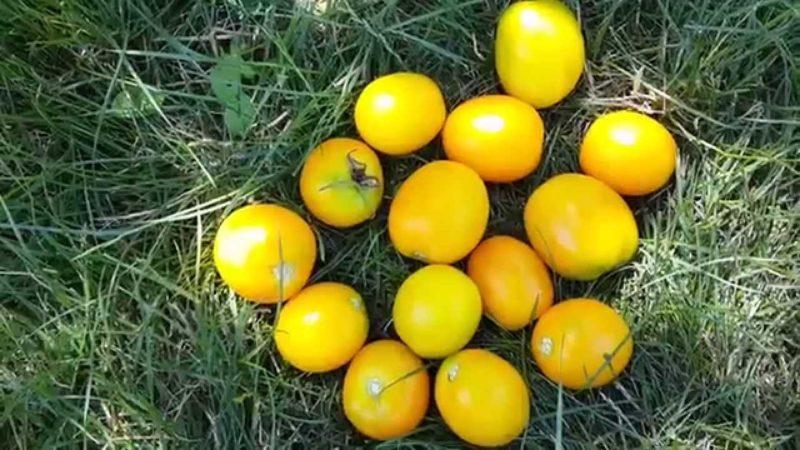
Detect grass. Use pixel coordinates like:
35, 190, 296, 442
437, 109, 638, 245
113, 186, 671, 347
1, 0, 798, 448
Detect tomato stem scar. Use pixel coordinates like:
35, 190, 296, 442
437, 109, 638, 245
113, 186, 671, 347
347, 150, 379, 188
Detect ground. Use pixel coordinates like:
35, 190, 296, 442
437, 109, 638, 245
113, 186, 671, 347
1, 0, 799, 448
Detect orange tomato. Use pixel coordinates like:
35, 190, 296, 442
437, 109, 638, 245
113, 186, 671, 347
213, 204, 316, 303
435, 349, 530, 447
392, 265, 482, 359
343, 340, 429, 440
388, 161, 489, 264
524, 173, 638, 280
275, 282, 368, 373
354, 72, 446, 155
467, 235, 553, 330
531, 298, 633, 389
443, 95, 544, 182
580, 110, 678, 196
300, 138, 384, 228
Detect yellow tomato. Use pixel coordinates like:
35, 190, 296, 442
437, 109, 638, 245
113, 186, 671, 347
275, 282, 368, 373
495, 0, 585, 108
354, 72, 446, 155
524, 173, 638, 280
392, 265, 482, 359
435, 349, 530, 447
467, 235, 553, 330
442, 95, 544, 182
389, 161, 488, 264
300, 138, 384, 227
343, 340, 429, 440
580, 111, 678, 196
531, 298, 633, 389
213, 204, 316, 303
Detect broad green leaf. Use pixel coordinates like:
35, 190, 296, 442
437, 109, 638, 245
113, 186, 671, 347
210, 63, 241, 105
111, 85, 164, 118
210, 53, 257, 137
210, 54, 255, 103
239, 60, 256, 79
223, 94, 256, 137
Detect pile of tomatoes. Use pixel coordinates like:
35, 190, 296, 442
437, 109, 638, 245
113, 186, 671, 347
213, 1, 678, 446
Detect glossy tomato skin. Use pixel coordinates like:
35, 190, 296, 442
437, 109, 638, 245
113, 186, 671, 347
531, 298, 633, 389
275, 282, 368, 373
355, 72, 446, 155
343, 340, 429, 440
443, 95, 544, 182
467, 235, 553, 330
435, 349, 530, 447
524, 174, 638, 280
392, 265, 482, 359
495, 0, 585, 108
389, 161, 489, 264
300, 138, 384, 227
580, 111, 678, 196
213, 204, 316, 303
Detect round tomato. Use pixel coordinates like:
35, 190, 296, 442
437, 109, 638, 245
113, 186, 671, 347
435, 349, 530, 447
343, 340, 429, 440
275, 282, 368, 373
443, 95, 544, 182
580, 110, 678, 196
467, 235, 553, 330
392, 265, 481, 359
354, 72, 446, 155
531, 298, 633, 389
213, 204, 316, 303
388, 161, 488, 264
300, 137, 384, 227
524, 173, 638, 280
495, 0, 585, 108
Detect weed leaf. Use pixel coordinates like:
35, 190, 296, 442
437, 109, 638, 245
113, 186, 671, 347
211, 53, 257, 137
224, 94, 256, 137
111, 85, 164, 118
